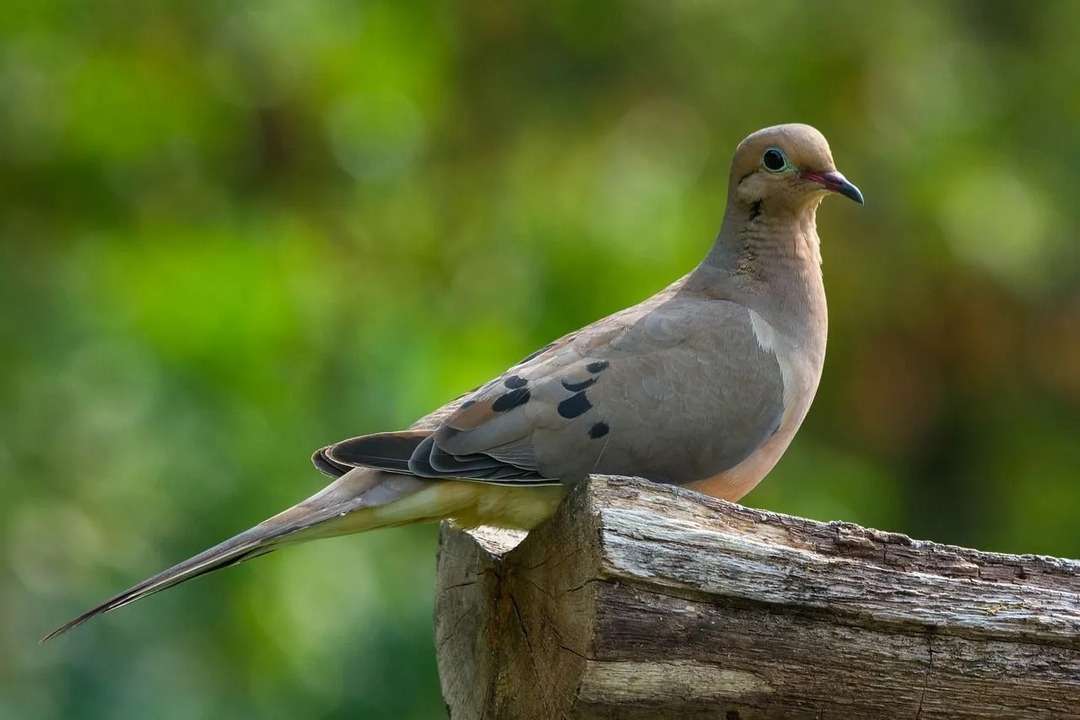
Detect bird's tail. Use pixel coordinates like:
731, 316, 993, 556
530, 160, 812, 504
42, 468, 566, 642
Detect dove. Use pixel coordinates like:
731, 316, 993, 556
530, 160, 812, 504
44, 123, 862, 641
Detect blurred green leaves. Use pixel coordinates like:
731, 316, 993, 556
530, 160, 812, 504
3, 1, 1080, 718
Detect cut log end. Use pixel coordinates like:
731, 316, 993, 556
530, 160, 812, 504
435, 476, 1080, 720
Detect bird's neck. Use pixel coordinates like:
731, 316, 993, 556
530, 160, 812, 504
692, 198, 827, 347
705, 198, 824, 276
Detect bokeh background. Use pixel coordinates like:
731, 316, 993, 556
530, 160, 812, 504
3, 1, 1080, 717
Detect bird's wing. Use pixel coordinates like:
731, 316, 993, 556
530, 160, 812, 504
318, 281, 787, 486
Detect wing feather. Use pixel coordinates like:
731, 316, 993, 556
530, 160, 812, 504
313, 279, 787, 487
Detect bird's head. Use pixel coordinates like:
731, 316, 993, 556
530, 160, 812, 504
728, 124, 863, 214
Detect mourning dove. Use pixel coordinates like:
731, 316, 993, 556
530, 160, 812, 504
45, 123, 862, 641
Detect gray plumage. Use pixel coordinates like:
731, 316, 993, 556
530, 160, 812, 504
321, 123, 857, 500
44, 123, 862, 641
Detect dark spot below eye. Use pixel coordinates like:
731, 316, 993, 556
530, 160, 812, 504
588, 422, 609, 439
503, 375, 527, 389
585, 360, 609, 374
561, 377, 597, 392
492, 387, 531, 412
748, 199, 762, 221
557, 391, 592, 419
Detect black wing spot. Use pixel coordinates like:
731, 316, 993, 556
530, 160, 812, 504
557, 391, 592, 419
585, 360, 609, 374
503, 375, 527, 389
561, 377, 597, 392
492, 387, 531, 412
460, 400, 476, 409
588, 421, 610, 439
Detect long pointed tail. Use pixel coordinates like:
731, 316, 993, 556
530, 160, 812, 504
42, 469, 439, 642
44, 466, 570, 642
42, 516, 290, 642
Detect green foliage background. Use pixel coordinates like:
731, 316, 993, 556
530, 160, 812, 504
3, 1, 1079, 717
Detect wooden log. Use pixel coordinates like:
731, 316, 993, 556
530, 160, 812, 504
434, 475, 1080, 719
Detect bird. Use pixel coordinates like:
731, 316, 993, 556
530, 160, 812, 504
44, 123, 862, 641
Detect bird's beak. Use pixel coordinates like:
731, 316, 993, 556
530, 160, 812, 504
802, 170, 864, 205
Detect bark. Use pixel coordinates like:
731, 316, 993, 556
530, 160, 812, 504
434, 475, 1080, 719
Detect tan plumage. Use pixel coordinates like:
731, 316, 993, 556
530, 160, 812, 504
44, 123, 862, 641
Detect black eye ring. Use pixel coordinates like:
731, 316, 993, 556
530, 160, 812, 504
762, 148, 787, 172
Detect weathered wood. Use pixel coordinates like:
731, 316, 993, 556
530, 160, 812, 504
434, 475, 1080, 719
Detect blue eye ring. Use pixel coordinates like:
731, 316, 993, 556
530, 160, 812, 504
762, 147, 788, 172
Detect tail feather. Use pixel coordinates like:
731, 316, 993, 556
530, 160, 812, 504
311, 446, 352, 478
42, 467, 431, 643
326, 430, 430, 474
43, 463, 569, 642
41, 524, 284, 642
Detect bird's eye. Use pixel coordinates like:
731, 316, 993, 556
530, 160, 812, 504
762, 148, 787, 172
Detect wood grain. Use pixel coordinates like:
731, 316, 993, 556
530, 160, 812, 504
435, 475, 1080, 719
